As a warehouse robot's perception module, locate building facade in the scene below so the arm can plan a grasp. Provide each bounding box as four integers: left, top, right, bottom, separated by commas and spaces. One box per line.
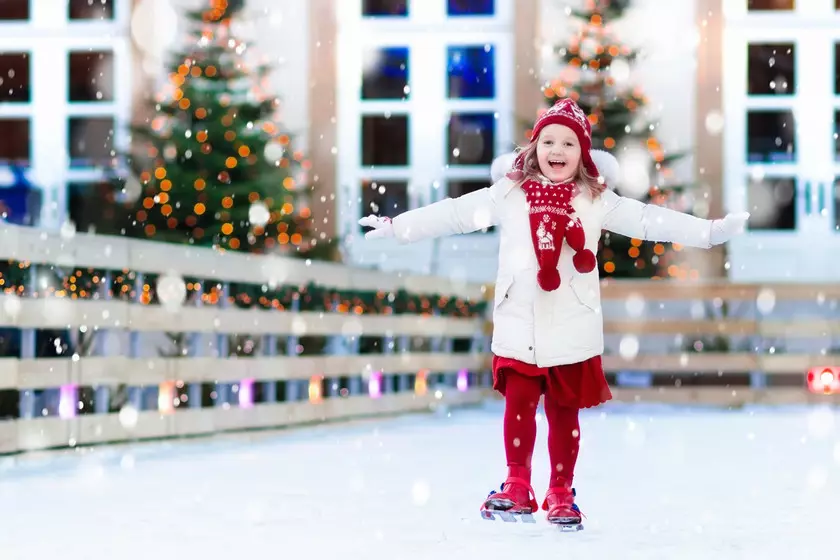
2, 0, 839, 283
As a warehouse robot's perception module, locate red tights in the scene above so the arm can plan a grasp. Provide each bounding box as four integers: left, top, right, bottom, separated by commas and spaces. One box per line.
503, 371, 580, 490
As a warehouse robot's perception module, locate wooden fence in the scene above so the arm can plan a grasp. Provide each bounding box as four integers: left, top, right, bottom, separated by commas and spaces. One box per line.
1, 220, 838, 455
0, 222, 494, 455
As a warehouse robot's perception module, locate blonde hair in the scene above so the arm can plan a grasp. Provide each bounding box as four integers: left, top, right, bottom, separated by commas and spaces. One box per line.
513, 141, 606, 199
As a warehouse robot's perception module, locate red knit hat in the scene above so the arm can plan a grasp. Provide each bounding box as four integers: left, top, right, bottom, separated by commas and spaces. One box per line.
507, 98, 599, 181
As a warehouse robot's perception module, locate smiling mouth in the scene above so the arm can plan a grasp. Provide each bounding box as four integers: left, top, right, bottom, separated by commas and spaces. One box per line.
548, 159, 567, 170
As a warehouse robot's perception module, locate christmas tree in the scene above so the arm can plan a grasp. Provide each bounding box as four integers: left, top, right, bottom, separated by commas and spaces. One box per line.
123, 0, 331, 259
543, 0, 697, 280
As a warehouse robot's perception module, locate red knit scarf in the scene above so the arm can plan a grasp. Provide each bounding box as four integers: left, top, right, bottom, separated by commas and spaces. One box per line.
519, 180, 596, 291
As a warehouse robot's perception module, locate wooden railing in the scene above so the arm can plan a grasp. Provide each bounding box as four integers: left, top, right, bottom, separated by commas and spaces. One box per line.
593, 280, 840, 406
2, 219, 838, 455
0, 222, 494, 455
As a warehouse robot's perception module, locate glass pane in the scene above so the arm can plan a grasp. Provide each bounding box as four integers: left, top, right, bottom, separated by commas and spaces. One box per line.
361, 115, 409, 166
748, 43, 794, 95
69, 51, 114, 102
362, 0, 408, 17
835, 111, 840, 161
448, 179, 489, 198
448, 0, 495, 16
0, 53, 30, 102
834, 179, 840, 232
69, 0, 114, 20
0, 0, 29, 20
362, 47, 409, 100
746, 176, 796, 230
746, 110, 795, 163
748, 0, 794, 10
68, 117, 115, 167
448, 113, 495, 165
448, 46, 495, 99
835, 43, 840, 94
359, 179, 408, 227
0, 118, 30, 165
68, 181, 118, 233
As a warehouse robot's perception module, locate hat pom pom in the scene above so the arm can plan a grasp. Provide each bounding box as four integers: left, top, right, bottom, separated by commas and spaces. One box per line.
537, 267, 561, 291
590, 149, 620, 189
490, 152, 517, 183
573, 249, 597, 274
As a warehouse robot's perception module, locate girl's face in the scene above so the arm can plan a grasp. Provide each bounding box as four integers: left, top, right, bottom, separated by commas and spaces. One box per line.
536, 124, 581, 184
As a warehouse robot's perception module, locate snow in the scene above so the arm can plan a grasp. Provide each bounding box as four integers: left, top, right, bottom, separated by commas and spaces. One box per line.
1, 401, 838, 559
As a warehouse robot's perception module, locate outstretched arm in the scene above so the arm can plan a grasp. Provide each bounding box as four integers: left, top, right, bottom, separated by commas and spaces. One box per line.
359, 183, 503, 243
600, 190, 748, 248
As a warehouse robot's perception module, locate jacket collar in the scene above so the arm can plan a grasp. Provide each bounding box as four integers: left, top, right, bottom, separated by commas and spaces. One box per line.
499, 176, 574, 198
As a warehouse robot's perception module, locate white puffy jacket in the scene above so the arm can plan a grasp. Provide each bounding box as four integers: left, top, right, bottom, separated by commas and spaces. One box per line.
391, 157, 715, 367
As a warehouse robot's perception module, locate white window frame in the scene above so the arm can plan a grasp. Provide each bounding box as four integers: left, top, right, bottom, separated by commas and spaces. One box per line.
337, 0, 514, 280
0, 0, 131, 230
723, 4, 840, 281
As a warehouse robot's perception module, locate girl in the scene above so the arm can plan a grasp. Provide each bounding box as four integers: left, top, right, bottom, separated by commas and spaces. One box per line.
358, 98, 749, 527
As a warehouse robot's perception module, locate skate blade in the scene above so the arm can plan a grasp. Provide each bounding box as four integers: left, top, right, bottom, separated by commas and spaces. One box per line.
548, 520, 584, 532
480, 509, 536, 523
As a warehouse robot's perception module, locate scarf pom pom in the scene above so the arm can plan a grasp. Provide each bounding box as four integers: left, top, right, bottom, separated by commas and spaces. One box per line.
537, 267, 561, 291
573, 249, 597, 273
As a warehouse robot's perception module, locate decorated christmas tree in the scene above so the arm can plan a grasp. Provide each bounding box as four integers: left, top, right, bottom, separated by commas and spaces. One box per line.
543, 0, 697, 279
123, 0, 331, 259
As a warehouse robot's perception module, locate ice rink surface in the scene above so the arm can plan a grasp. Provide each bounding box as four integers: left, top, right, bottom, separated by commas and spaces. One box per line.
2, 401, 839, 559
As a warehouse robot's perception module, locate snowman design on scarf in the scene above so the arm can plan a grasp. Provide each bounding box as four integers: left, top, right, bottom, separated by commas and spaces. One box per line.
536, 216, 555, 252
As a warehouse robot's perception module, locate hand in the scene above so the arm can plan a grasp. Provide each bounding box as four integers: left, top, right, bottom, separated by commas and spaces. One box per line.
710, 212, 750, 245
358, 214, 395, 240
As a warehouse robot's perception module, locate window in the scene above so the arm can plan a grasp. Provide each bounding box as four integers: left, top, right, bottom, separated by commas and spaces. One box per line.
0, 52, 30, 102
834, 179, 840, 232
0, 0, 29, 20
747, 0, 794, 9
448, 0, 495, 16
362, 0, 408, 17
835, 43, 840, 94
68, 181, 120, 234
746, 176, 795, 230
69, 0, 115, 20
359, 179, 408, 227
748, 43, 794, 95
835, 111, 840, 161
69, 51, 114, 102
0, 118, 30, 166
448, 113, 495, 165
362, 47, 409, 100
746, 110, 795, 163
361, 115, 409, 166
447, 46, 495, 99
68, 117, 115, 167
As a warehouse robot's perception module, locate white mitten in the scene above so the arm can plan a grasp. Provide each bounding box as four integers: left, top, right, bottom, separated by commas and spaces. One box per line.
710, 212, 750, 245
358, 214, 395, 240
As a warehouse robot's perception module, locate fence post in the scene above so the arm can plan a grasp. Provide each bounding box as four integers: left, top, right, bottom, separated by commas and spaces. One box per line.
125, 272, 144, 412
215, 282, 231, 407
187, 282, 204, 409
93, 270, 112, 414
17, 264, 37, 419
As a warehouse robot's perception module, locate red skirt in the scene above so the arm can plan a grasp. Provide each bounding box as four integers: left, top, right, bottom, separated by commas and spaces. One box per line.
492, 354, 612, 410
